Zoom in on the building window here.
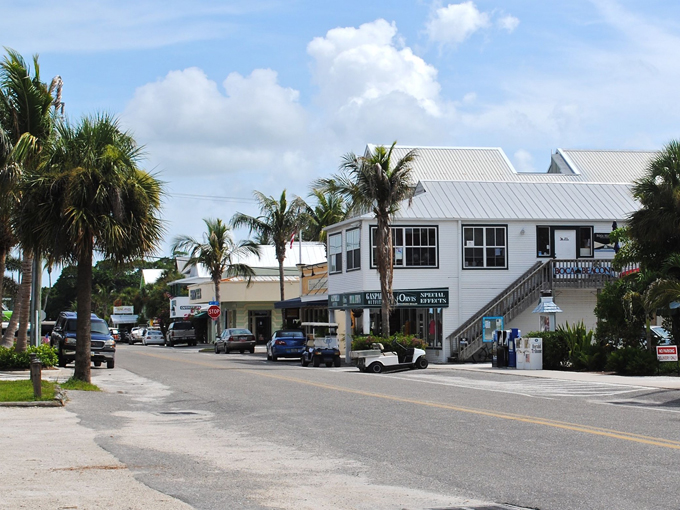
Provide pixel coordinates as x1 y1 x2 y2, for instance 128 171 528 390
579 227 593 257
463 225 507 269
346 228 361 271
329 233 342 274
371 226 438 268
537 226 551 257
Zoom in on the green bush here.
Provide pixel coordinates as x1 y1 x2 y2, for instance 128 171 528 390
351 332 428 353
0 345 58 369
605 347 658 376
526 330 569 370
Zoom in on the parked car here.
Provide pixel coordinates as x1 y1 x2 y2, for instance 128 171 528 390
165 321 197 347
266 329 306 361
215 328 256 354
129 326 146 345
50 311 116 369
142 328 165 346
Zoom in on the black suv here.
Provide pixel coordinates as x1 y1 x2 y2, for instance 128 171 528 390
50 312 116 369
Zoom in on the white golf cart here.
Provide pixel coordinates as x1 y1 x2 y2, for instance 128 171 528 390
300 322 342 368
350 342 428 373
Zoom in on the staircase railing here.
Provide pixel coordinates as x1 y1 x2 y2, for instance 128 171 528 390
448 261 551 361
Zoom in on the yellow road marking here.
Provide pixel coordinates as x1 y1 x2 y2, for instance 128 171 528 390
132 350 680 450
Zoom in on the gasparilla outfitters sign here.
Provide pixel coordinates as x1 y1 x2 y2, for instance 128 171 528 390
328 288 449 309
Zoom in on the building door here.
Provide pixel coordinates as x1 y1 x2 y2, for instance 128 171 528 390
554 229 577 259
249 310 271 343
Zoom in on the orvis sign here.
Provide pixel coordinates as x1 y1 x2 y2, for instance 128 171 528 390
328 288 449 309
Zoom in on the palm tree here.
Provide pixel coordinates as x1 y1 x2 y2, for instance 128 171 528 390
313 142 417 337
302 189 347 248
18 113 164 382
627 141 680 271
0 49 56 350
172 218 260 336
231 190 306 304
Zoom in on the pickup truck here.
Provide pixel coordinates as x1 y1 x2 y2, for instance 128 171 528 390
165 321 197 347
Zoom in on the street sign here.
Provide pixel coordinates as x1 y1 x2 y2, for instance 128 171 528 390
207 305 221 320
656 345 678 362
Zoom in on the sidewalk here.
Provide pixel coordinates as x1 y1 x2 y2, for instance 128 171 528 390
0 367 194 510
430 362 680 389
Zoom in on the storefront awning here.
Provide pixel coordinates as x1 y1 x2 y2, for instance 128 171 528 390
274 297 328 309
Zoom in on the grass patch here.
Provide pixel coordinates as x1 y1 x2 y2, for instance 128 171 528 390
199 347 214 353
0 380 56 402
60 378 100 391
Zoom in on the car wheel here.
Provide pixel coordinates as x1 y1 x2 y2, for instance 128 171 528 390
94 361 101 367
312 355 320 367
167 340 173 347
239 349 244 354
415 357 429 369
58 352 66 368
249 347 255 354
301 356 309 367
272 353 278 361
333 357 341 367
368 362 383 374
214 344 219 354
107 359 115 369
225 349 230 354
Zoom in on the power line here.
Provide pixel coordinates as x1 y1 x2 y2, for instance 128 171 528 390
167 192 257 203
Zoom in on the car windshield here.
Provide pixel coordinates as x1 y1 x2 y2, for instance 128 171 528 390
172 322 192 330
228 329 251 335
66 319 110 335
148 330 162 336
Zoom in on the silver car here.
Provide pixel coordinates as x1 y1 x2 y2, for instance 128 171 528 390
215 328 256 354
142 328 165 346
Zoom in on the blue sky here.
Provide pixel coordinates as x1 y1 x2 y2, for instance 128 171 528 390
3 0 680 258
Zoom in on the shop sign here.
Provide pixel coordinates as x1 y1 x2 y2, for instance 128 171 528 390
329 288 449 309
113 305 134 314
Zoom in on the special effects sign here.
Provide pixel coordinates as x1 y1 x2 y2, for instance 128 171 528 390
656 345 678 362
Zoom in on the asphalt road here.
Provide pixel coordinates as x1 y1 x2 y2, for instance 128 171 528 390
66 343 680 510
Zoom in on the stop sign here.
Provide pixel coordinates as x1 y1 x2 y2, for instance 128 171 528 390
207 305 221 320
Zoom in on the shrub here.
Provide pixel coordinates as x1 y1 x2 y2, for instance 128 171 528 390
526 330 569 370
0 345 58 370
351 333 427 353
605 347 657 376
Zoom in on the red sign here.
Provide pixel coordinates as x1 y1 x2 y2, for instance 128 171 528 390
656 345 678 362
207 305 221 320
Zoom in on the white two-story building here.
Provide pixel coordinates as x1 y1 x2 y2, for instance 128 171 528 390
326 147 655 363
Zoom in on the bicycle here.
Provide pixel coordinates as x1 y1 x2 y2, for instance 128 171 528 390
470 343 492 363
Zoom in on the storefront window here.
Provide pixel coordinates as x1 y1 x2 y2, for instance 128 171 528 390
537 226 551 257
463 225 507 269
579 227 593 257
329 233 342 273
371 226 437 268
371 307 443 349
346 228 360 271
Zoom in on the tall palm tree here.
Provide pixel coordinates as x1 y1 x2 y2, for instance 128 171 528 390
302 189 347 248
627 140 680 272
172 218 260 336
231 190 306 304
313 142 417 337
0 49 56 350
18 113 164 382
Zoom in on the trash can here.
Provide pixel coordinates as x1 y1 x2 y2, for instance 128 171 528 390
527 337 543 370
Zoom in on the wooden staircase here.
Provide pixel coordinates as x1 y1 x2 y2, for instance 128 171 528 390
447 261 551 362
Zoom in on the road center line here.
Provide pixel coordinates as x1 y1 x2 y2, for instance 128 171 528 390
130 350 680 450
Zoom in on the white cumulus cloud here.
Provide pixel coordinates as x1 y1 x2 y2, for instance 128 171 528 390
498 15 520 33
426 2 491 45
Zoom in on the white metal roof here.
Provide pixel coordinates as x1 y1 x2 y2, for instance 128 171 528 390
369 145 657 184
393 180 639 221
172 243 325 281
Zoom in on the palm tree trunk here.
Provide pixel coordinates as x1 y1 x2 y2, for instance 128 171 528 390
74 250 93 382
214 277 222 337
375 216 394 338
278 256 286 323
0 253 21 348
15 252 32 352
0 249 6 316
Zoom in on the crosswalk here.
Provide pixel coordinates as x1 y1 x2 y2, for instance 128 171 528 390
381 371 650 399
